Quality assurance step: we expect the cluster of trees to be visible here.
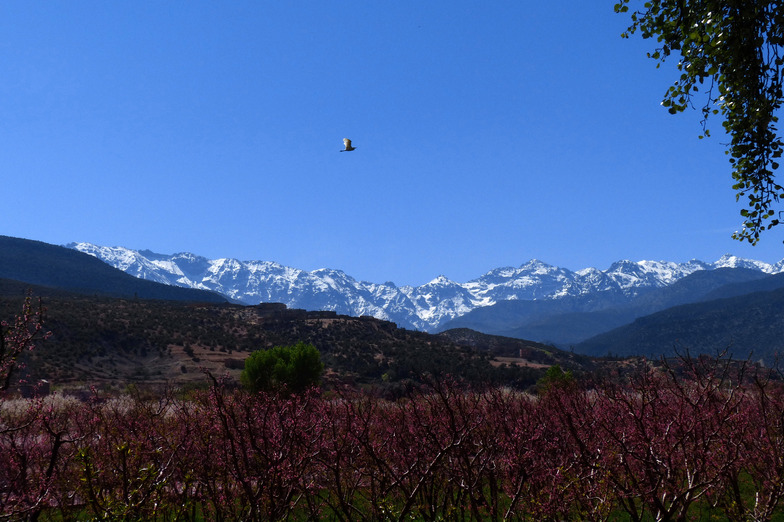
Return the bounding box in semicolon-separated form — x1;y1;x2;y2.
241;342;323;394
3;352;784;520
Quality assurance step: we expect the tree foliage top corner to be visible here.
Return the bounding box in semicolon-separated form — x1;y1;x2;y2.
614;0;784;243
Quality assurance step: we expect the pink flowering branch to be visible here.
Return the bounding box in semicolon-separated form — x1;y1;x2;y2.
1;295;49;393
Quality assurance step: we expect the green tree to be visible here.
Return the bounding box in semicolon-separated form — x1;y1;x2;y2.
615;0;784;243
537;364;575;395
241;342;323;394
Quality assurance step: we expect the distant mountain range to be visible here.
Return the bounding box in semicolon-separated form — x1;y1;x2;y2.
441;267;778;342
4;235;783;367
0;235;593;389
66;242;784;347
575;274;784;362
0;236;226;303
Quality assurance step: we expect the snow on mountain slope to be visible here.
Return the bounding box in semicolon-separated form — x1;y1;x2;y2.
603;259;708;291
66;242;783;331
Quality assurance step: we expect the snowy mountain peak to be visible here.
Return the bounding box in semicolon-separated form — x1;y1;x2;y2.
603;259;704;291
519;259;556;272
713;253;776;273
426;275;457;286
67;242;784;332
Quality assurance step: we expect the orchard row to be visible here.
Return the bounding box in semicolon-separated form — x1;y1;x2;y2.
2;355;784;521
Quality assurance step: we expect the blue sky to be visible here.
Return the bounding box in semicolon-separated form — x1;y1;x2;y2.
2;2;783;286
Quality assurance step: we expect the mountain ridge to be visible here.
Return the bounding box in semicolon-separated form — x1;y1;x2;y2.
574;281;784;363
67;241;784;333
0;236;227;303
443;267;774;346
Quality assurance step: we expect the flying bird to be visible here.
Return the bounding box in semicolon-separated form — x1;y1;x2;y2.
340;138;356;152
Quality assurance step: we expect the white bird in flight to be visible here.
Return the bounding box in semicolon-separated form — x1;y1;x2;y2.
340;138;356;152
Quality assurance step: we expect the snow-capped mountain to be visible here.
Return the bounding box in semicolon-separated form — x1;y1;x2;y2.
66;242;784;331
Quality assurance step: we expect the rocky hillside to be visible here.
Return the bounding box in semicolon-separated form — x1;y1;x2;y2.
1;288;593;393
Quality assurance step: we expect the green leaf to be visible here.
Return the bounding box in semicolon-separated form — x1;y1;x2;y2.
617;0;784;241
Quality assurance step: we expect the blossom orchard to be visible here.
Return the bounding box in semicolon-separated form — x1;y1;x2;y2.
2;299;784;519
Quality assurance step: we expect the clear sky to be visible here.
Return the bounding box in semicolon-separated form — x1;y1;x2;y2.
3;2;783;286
